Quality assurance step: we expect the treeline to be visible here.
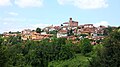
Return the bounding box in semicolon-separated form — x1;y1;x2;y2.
0;35;93;67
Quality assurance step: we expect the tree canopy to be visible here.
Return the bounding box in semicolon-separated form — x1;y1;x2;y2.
36;27;41;33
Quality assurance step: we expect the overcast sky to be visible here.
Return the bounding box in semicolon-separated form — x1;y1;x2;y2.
0;0;120;33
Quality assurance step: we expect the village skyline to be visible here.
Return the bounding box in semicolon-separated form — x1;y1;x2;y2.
2;17;114;42
0;17;118;34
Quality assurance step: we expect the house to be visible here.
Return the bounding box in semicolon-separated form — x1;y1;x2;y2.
57;29;68;38
49;25;56;31
63;22;69;26
77;25;84;35
43;25;55;32
21;29;31;40
31;32;53;41
78;24;96;36
21;35;31;40
83;24;94;28
21;29;31;35
41;34;53;39
3;32;17;38
57;25;70;38
21;29;53;41
30;31;41;40
76;24;102;39
97;25;106;35
54;26;61;31
2;31;19;38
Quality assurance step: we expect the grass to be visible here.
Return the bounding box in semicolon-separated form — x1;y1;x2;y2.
48;54;90;67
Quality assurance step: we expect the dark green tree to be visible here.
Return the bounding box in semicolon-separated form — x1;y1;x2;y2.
80;38;92;55
103;26;116;36
49;30;57;35
36;27;41;33
67;29;74;36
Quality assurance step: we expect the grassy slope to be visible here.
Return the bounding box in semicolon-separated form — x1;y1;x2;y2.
48;54;90;67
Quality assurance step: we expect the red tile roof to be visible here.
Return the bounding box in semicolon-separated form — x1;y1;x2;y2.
82;28;95;33
58;30;67;33
63;22;69;24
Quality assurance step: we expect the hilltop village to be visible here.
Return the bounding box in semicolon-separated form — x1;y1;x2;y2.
2;18;116;44
1;18;120;67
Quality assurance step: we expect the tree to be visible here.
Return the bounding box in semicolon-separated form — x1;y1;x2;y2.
36;27;41;33
67;29;74;36
0;35;76;67
80;34;88;38
0;38;8;67
80;38;92;55
61;24;63;26
6;36;22;45
103;26;116;36
49;30;57;35
90;29;120;67
9;31;12;34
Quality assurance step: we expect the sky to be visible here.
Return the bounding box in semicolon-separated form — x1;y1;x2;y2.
0;0;120;33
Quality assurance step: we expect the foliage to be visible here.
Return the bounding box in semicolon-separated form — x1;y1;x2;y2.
103;26;116;36
49;30;57;35
0;42;8;67
79;34;88;38
36;27;41;33
0;37;75;67
48;54;90;67
89;29;120;67
90;44;104;57
80;38;93;55
67;29;74;36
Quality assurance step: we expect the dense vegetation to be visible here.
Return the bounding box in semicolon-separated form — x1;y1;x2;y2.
0;27;120;67
89;28;120;67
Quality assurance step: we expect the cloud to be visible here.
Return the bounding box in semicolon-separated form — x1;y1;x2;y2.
3;22;8;25
31;23;60;29
0;23;52;33
32;23;52;29
15;0;43;8
57;0;108;9
0;0;12;6
1;17;21;22
57;0;73;5
0;17;51;33
0;17;41;22
1;27;30;33
8;12;19;16
94;21;110;27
